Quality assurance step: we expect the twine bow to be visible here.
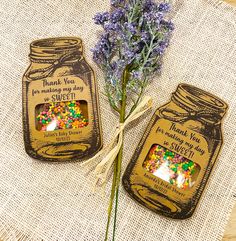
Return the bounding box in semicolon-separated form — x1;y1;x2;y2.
25;52;82;81
159;106;222;125
81;96;153;190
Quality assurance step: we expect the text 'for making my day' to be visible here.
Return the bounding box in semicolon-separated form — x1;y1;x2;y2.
156;123;205;159
31;77;84;102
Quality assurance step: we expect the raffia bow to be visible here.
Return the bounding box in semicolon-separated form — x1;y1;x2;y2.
81;96;153;190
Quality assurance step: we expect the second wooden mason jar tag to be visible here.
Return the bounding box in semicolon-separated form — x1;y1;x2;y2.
123;84;228;219
22;37;102;162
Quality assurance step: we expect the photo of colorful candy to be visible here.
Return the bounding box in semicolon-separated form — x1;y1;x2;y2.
143;144;200;190
36;100;89;131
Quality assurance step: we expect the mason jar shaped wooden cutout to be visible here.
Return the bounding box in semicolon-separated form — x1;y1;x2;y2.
123;84;228;219
22;37;102;162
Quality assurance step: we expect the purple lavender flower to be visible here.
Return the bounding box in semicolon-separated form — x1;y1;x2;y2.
141;31;150;42
158;3;171;12
104;22;122;32
111;0;125;7
152;46;165;56
116;59;126;75
110;8;125;23
155;12;164;22
91;33;113;65
144;0;156;12
125;23;137;35
124;49;135;63
92;0;174;106
93;12;110;25
159;40;169;48
143;11;154;23
107;59;126;86
153;61;162;74
132;71;142;80
161;20;175;31
144;11;164;25
110;61;118;70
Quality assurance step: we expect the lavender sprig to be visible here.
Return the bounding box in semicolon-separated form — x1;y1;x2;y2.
92;1;174;240
92;0;173;114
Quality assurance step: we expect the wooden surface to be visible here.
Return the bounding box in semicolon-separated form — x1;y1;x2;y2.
225;0;236;6
222;1;236;240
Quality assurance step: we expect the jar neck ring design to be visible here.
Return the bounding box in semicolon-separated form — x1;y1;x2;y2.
29;37;83;61
26;51;82;81
159;84;228;125
26;37;84;81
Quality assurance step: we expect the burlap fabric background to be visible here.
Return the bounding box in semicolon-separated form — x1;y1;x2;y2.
0;0;236;240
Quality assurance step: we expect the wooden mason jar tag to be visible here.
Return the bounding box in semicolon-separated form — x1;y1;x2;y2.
123;83;228;219
22;37;102;161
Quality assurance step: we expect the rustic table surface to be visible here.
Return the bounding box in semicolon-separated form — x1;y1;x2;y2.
221;0;236;240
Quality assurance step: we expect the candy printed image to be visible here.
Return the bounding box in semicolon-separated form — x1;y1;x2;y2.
143;144;200;190
36;100;89;131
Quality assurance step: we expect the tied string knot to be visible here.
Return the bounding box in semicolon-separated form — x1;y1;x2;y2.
160;105;222;125
25;52;82;81
81;96;153;191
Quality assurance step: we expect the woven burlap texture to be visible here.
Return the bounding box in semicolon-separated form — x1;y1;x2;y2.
0;0;236;240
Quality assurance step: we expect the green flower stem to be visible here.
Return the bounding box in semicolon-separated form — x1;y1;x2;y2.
112;66;128;241
104;66;129;241
112;142;123;241
104;156;118;241
125;82;145;121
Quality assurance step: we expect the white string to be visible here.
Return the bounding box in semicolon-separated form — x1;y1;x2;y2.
81;96;153;189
